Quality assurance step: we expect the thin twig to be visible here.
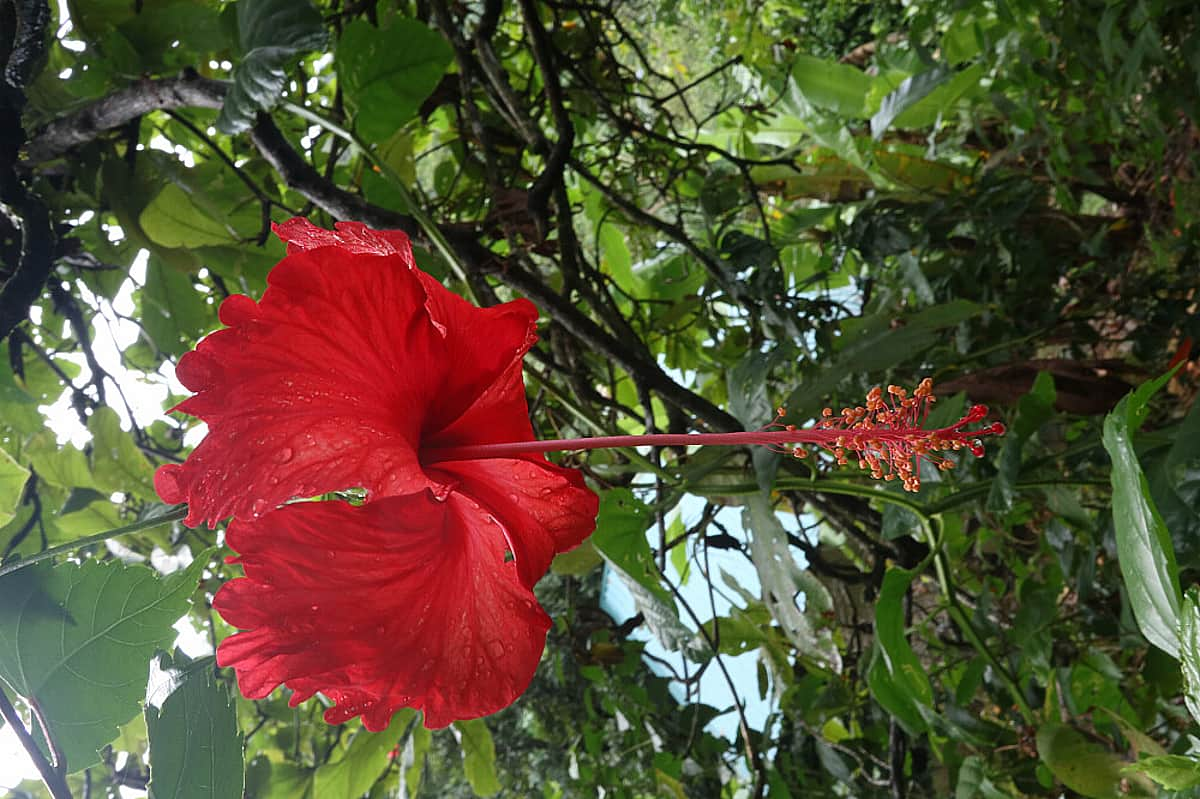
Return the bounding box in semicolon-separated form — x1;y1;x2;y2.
0;686;72;799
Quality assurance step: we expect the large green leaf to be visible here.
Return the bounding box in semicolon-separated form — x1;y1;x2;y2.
789;54;877;118
455;718;500;797
216;0;328;133
744;494;840;671
1036;722;1154;798
140;184;241;249
0;556;206;772
1102;372;1182;657
865;568;934;735
0;448;30;528
337;18;453;141
146;654;244;799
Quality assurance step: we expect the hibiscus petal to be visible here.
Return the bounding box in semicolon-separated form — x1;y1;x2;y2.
273;218;414;257
158;224;539;527
429;457;599;589
214;493;551;730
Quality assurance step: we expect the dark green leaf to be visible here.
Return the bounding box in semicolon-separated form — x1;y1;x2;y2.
1102;372;1182;657
0;556;206;772
216;0;327;133
146;654;244;799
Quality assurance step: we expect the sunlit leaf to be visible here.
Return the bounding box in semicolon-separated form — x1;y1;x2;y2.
0;449;30;528
146;653;244;799
337;18;453;141
455;718;500;797
0;556;206;772
1102;371;1182;657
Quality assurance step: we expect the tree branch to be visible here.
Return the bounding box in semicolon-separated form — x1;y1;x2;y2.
23;72;227;163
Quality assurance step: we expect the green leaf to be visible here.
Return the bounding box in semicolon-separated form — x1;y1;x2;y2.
146;654;244;799
0;359;42;435
90;406;157;501
866;568;934;735
141;258;213;357
28;439;96;491
140;184;241;249
0;449;30;528
550;539;604;576
1102;372;1182;657
591;492;698;654
337;18;453;142
590;489;660;599
1125;755;1200;790
955;755;1014;799
1179;587;1200;724
789;54;876;118
313;712;412;799
455;718;500;797
1036;722;1154;798
871;66;951;139
216;0;328;133
892;63;986;129
744;494;840;670
0;556;206;772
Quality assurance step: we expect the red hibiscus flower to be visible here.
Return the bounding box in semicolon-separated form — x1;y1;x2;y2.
157;219;598;728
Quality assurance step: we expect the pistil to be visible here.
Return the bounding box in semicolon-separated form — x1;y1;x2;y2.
424;379;1004;492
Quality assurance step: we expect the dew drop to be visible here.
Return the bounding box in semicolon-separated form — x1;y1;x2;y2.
310;604;319;612
274;447;294;464
486;640;506;658
250;498;270;517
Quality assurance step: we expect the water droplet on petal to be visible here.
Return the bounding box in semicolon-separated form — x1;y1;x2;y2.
274;447;294;464
487;640;506;659
310;604;319;612
250;498;270;517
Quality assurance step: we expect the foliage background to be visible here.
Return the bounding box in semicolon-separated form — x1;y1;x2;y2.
1;0;1200;796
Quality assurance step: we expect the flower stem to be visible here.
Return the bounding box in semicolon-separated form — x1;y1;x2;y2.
0;506;188;580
